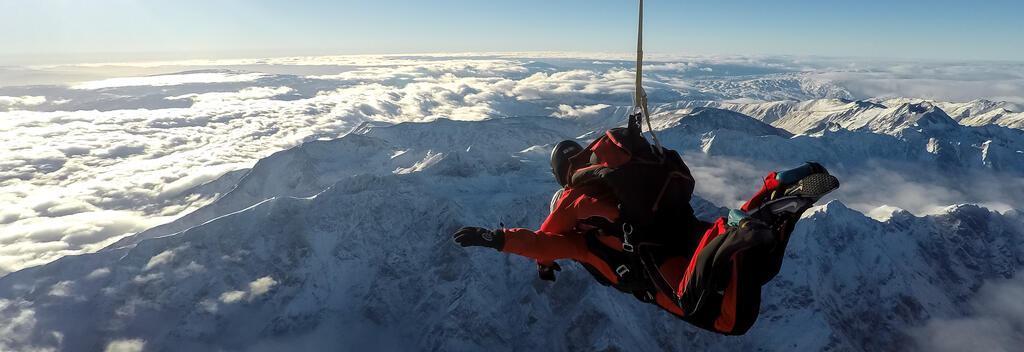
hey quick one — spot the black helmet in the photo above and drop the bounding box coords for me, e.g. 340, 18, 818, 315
550, 140, 583, 187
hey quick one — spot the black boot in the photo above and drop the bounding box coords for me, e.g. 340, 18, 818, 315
749, 165, 839, 225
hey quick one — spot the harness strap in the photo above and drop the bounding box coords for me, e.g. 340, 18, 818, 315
633, 0, 663, 156
582, 215, 690, 311
639, 245, 684, 307
580, 228, 658, 298
581, 216, 635, 251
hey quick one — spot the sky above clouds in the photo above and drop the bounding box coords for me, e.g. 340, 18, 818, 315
2, 0, 1023, 64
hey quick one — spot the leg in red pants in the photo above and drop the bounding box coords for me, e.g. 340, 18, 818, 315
677, 217, 780, 335
674, 165, 837, 335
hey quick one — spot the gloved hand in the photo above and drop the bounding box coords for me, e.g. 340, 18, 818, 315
452, 226, 505, 250
537, 262, 562, 281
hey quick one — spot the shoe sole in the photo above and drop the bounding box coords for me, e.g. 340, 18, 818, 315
783, 173, 840, 199
751, 173, 840, 220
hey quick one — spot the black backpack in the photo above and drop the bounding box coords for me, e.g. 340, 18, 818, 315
563, 114, 706, 303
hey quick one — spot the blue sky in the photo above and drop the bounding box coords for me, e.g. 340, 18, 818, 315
2, 0, 1022, 63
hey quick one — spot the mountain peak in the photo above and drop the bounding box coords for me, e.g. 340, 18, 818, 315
656, 107, 794, 138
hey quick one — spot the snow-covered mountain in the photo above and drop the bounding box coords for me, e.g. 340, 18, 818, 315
937, 99, 1024, 129
2, 96, 1023, 351
674, 98, 1024, 135
667, 99, 1024, 178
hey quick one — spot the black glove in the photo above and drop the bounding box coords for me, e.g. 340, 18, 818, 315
537, 262, 562, 281
452, 226, 505, 250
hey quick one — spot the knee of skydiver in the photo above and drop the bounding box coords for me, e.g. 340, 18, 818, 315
726, 219, 778, 257
734, 221, 788, 284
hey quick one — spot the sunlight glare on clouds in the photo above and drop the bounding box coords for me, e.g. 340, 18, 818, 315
0, 96, 46, 107
3, 56, 583, 274
169, 86, 294, 105
218, 290, 246, 304
71, 72, 267, 90
248, 276, 278, 297
104, 339, 146, 352
550, 103, 612, 118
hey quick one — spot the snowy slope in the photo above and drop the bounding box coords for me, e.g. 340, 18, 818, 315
663, 100, 1024, 176
936, 99, 1024, 129
693, 98, 958, 136
106, 117, 586, 249
681, 98, 1024, 134
2, 104, 1024, 351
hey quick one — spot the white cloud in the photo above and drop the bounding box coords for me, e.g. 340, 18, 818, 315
865, 205, 905, 222
911, 272, 1024, 351
132, 273, 163, 284
218, 290, 246, 304
158, 164, 239, 199
835, 165, 1024, 218
218, 276, 279, 304
643, 62, 698, 71
683, 154, 770, 209
511, 69, 635, 101
197, 299, 218, 314
143, 247, 180, 271
550, 104, 611, 118
807, 61, 1024, 104
0, 299, 54, 351
0, 96, 46, 107
86, 268, 111, 280
248, 276, 278, 297
168, 86, 294, 107
72, 72, 265, 90
47, 281, 74, 297
173, 261, 205, 278
0, 209, 167, 273
104, 339, 146, 352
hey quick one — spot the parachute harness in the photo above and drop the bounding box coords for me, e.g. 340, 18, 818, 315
633, 0, 664, 156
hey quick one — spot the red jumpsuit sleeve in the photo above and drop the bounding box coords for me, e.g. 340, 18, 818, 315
500, 188, 619, 264
500, 228, 589, 263
539, 188, 619, 234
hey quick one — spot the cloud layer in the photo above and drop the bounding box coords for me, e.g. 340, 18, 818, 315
911, 272, 1024, 352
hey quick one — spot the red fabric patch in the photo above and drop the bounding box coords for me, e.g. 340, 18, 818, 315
580, 250, 620, 284
654, 256, 690, 316
498, 187, 620, 271
741, 172, 781, 211
597, 235, 624, 252
679, 217, 728, 294
714, 254, 742, 333
655, 292, 686, 316
589, 133, 631, 168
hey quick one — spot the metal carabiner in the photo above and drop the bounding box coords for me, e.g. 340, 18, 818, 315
621, 222, 635, 252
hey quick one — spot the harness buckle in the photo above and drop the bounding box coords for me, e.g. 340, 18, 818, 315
615, 265, 630, 277
621, 223, 635, 252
